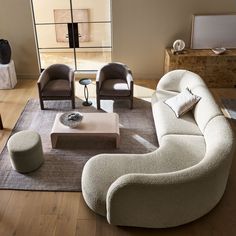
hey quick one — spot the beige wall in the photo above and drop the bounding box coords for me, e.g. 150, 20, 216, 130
0, 0, 236, 79
112, 0, 236, 79
0, 0, 40, 79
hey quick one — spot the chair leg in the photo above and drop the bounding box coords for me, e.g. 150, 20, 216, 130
130, 97, 133, 109
39, 97, 44, 110
72, 97, 75, 109
97, 96, 101, 109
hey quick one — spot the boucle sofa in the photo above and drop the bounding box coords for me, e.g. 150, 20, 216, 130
81, 69, 235, 228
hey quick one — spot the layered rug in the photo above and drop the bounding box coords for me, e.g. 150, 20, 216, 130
0, 98, 157, 191
221, 98, 236, 120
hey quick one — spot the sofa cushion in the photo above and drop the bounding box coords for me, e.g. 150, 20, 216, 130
42, 79, 71, 97
158, 134, 206, 170
164, 88, 201, 117
152, 90, 202, 140
99, 79, 130, 96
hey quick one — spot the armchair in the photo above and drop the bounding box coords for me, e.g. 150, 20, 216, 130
37, 64, 75, 110
96, 63, 133, 109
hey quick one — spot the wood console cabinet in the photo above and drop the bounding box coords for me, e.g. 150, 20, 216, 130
164, 48, 236, 88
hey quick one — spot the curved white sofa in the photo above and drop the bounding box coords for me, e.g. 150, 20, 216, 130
81, 70, 235, 228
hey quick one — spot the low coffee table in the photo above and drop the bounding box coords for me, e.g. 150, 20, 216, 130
50, 112, 120, 148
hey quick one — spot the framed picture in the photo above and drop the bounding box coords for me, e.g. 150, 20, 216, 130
191, 14, 236, 49
54, 9, 90, 43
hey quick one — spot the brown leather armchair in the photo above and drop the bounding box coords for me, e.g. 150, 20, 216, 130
37, 64, 75, 110
96, 62, 133, 109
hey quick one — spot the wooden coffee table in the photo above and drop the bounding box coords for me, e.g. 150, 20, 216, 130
50, 112, 120, 148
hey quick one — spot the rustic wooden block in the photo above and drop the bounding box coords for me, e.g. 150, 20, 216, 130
164, 48, 236, 88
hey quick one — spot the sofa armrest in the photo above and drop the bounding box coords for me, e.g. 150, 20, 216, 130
68, 69, 74, 82
126, 72, 133, 91
69, 69, 75, 89
37, 70, 50, 91
106, 169, 224, 228
96, 69, 106, 91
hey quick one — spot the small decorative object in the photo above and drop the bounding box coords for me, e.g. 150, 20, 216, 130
60, 112, 83, 128
0, 39, 11, 64
211, 47, 226, 55
172, 39, 185, 54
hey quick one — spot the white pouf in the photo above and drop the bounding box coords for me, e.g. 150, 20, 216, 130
7, 130, 44, 173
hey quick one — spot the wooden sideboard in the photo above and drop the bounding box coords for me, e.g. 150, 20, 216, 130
164, 48, 236, 88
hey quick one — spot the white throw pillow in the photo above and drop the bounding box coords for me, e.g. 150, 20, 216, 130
164, 88, 201, 118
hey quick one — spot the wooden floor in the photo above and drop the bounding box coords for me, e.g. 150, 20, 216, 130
0, 80, 236, 236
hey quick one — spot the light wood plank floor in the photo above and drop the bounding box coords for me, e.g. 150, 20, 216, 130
0, 80, 236, 236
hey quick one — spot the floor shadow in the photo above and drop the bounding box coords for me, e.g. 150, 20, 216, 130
134, 78, 158, 90
221, 98, 236, 119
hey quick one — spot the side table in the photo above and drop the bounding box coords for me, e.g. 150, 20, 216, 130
79, 78, 92, 106
0, 60, 17, 89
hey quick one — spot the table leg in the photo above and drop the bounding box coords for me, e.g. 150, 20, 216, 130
82, 85, 92, 106
116, 134, 120, 148
51, 134, 58, 148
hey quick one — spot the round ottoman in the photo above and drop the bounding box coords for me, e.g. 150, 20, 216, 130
7, 130, 44, 173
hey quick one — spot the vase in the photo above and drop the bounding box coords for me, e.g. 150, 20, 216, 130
0, 39, 11, 64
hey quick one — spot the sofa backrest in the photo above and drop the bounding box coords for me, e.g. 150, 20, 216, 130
157, 69, 222, 133
101, 63, 128, 80
157, 70, 205, 92
191, 85, 222, 133
46, 64, 72, 80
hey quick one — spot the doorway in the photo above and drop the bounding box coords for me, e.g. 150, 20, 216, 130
31, 0, 112, 72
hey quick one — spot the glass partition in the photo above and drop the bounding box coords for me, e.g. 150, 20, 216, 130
31, 0, 112, 71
